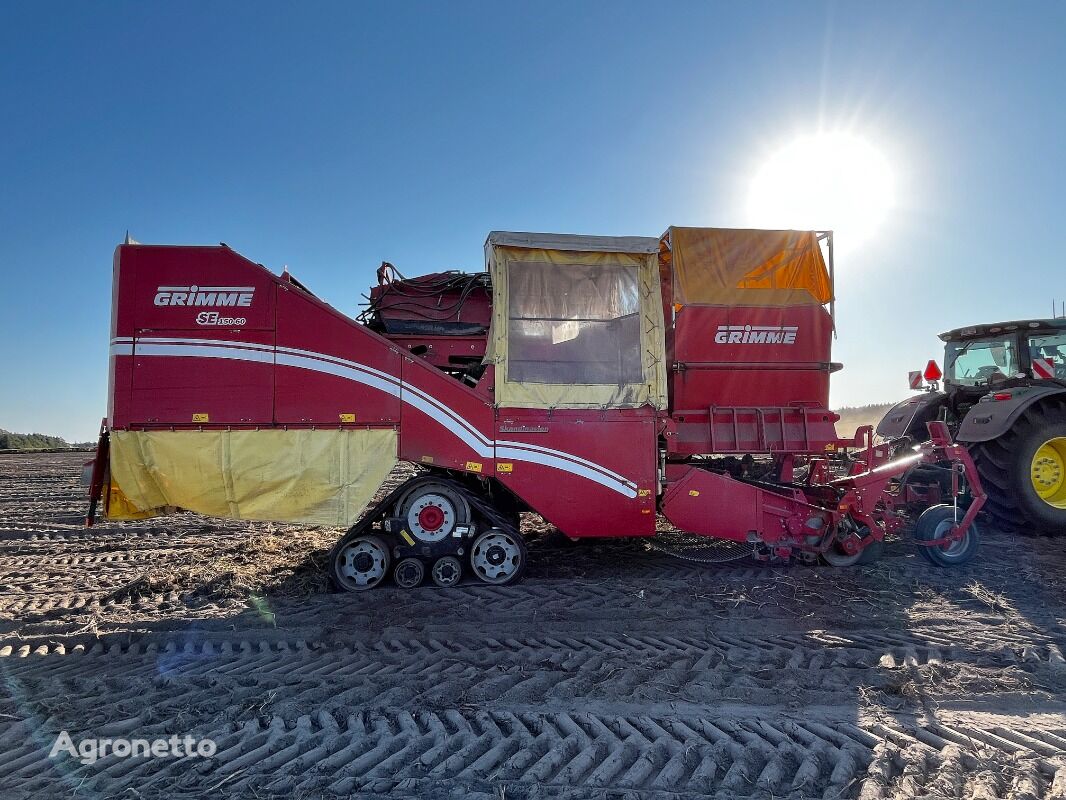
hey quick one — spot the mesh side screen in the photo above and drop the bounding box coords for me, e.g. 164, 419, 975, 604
507, 261, 643, 385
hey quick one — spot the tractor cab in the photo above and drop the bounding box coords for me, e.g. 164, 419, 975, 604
940, 319, 1066, 410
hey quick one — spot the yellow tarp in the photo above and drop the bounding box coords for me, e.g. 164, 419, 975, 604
484, 233, 667, 409
107, 429, 397, 526
665, 227, 832, 307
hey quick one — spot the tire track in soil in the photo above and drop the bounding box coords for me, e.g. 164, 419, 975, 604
2, 708, 1064, 798
3, 628, 1064, 680
2, 452, 1066, 798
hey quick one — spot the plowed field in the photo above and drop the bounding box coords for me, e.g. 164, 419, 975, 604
1, 452, 1064, 798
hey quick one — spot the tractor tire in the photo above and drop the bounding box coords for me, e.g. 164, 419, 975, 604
969, 402, 1066, 535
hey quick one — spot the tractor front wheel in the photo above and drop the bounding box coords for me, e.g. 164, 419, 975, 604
970, 409, 1066, 534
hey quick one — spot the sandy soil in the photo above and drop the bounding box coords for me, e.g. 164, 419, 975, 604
0, 451, 1064, 798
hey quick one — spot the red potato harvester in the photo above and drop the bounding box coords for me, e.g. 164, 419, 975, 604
86, 228, 985, 590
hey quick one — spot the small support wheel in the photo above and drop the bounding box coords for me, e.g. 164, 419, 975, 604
856, 538, 885, 565
914, 504, 980, 566
393, 557, 425, 589
470, 528, 527, 585
822, 543, 862, 567
332, 534, 391, 592
430, 555, 462, 587
821, 522, 881, 567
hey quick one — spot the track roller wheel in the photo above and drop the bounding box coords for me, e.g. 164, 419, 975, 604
332, 534, 391, 591
393, 557, 425, 589
470, 528, 527, 585
430, 555, 462, 587
914, 504, 980, 566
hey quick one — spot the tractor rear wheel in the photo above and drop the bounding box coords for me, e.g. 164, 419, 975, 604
970, 406, 1066, 534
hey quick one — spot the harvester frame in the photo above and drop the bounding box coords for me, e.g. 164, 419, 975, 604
87, 227, 986, 589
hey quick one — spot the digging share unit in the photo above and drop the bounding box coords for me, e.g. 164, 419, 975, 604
87, 228, 985, 588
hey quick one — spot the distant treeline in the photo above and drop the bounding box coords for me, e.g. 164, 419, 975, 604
832, 403, 894, 438
0, 429, 92, 450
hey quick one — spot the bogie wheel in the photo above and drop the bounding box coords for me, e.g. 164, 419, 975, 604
470, 528, 528, 585
332, 535, 391, 592
430, 556, 463, 587
393, 557, 425, 589
970, 407, 1066, 534
914, 504, 980, 566
395, 480, 471, 543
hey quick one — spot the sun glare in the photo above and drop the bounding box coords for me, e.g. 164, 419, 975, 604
747, 132, 895, 248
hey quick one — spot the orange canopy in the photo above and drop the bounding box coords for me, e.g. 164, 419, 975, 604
664, 227, 832, 307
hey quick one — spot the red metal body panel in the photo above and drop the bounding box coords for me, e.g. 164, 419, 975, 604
670, 407, 841, 456
397, 353, 496, 474
661, 464, 817, 544
274, 286, 402, 425
130, 329, 276, 425
668, 304, 837, 454
128, 246, 277, 332
493, 408, 658, 537
112, 245, 281, 427
108, 249, 132, 426
671, 306, 832, 405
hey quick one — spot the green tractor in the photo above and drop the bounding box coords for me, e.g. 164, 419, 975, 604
877, 319, 1066, 534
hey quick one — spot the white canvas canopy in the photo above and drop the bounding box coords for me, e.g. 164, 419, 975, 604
484, 232, 667, 409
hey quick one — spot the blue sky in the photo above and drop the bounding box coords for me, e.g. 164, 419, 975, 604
2, 1, 1065, 441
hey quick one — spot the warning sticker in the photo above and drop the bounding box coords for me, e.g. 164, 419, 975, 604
1033, 357, 1055, 379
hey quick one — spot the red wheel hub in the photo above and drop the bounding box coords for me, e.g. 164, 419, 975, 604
417, 504, 446, 532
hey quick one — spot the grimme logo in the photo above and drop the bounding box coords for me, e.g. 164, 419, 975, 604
153, 285, 254, 307
714, 325, 798, 345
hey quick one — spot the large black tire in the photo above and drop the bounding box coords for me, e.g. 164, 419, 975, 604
914, 505, 980, 566
969, 401, 1066, 534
